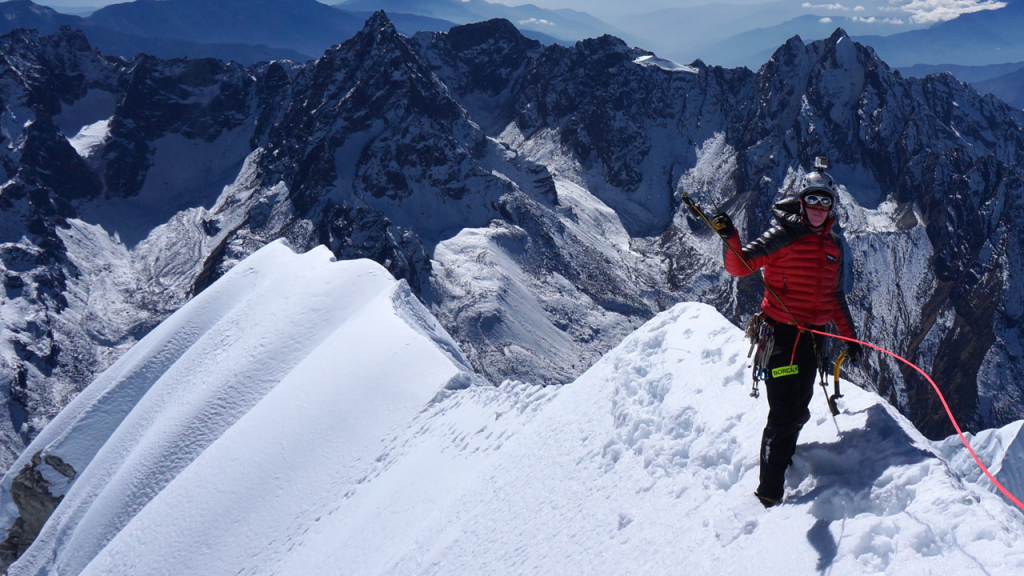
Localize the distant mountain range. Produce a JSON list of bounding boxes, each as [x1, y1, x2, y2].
[[638, 0, 1024, 70], [0, 0, 310, 62], [18, 0, 1024, 72], [975, 68, 1024, 109], [892, 62, 1024, 109], [855, 0, 1024, 66], [38, 2, 96, 16], [699, 13, 927, 68], [1, 0, 460, 63], [87, 0, 453, 57], [898, 62, 1024, 84], [335, 0, 633, 45]]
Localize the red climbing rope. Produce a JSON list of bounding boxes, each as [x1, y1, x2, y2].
[[806, 328, 1024, 513]]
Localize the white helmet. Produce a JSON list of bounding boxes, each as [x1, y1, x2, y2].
[[799, 171, 838, 203]]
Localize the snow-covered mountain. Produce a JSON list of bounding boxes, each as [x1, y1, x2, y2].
[[3, 13, 1024, 476], [1, 241, 1022, 574]]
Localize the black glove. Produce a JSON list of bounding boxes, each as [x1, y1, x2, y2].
[[846, 342, 864, 365], [710, 212, 735, 239]]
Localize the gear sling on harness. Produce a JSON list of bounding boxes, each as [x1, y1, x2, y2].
[[744, 312, 774, 399]]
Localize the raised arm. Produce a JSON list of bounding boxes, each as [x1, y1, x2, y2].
[[723, 224, 798, 277]]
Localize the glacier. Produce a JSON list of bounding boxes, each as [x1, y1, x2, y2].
[[0, 242, 1022, 575]]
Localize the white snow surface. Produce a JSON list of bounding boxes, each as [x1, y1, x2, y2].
[[938, 420, 1024, 508], [632, 54, 699, 74], [66, 119, 110, 159], [1, 240, 475, 576], [4, 250, 1024, 575]]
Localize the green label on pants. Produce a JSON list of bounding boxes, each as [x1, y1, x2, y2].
[[772, 365, 799, 378]]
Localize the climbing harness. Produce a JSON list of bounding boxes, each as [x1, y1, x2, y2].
[[682, 188, 1024, 514]]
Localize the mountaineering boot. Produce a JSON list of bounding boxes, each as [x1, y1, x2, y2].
[[754, 490, 780, 509]]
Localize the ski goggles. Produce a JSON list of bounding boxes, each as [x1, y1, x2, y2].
[[802, 194, 833, 208]]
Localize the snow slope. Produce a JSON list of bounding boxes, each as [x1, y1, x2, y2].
[[0, 239, 478, 576], [938, 420, 1024, 509], [5, 288, 1024, 573], [247, 303, 1024, 576]]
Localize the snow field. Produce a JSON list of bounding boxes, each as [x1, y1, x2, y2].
[[632, 55, 699, 74], [131, 298, 1024, 574], [390, 303, 1024, 575], [4, 243, 1024, 575]]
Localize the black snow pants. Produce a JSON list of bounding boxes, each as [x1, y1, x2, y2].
[[757, 321, 825, 501]]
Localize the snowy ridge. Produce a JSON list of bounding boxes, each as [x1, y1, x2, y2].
[[632, 54, 698, 73], [5, 283, 1024, 574], [66, 119, 110, 159], [0, 240, 472, 576], [938, 420, 1024, 507]]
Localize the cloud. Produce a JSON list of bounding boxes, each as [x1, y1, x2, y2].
[[518, 18, 555, 26], [855, 5, 866, 10], [803, 2, 850, 9], [891, 0, 1007, 24], [820, 17, 834, 22], [851, 16, 906, 23]]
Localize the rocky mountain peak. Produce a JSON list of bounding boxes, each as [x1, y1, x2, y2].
[[358, 10, 402, 47], [574, 34, 636, 64], [827, 27, 850, 43], [314, 10, 440, 100], [445, 18, 540, 54], [262, 11, 472, 206], [411, 18, 542, 129]]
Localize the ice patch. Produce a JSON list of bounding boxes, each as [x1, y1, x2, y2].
[[67, 119, 110, 159], [633, 55, 699, 74]]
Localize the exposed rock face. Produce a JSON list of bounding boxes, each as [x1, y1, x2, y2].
[[0, 451, 75, 572], [2, 16, 1024, 472]]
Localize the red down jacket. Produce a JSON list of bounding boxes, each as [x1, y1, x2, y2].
[[723, 196, 857, 339]]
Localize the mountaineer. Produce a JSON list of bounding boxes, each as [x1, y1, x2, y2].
[[710, 163, 863, 508]]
